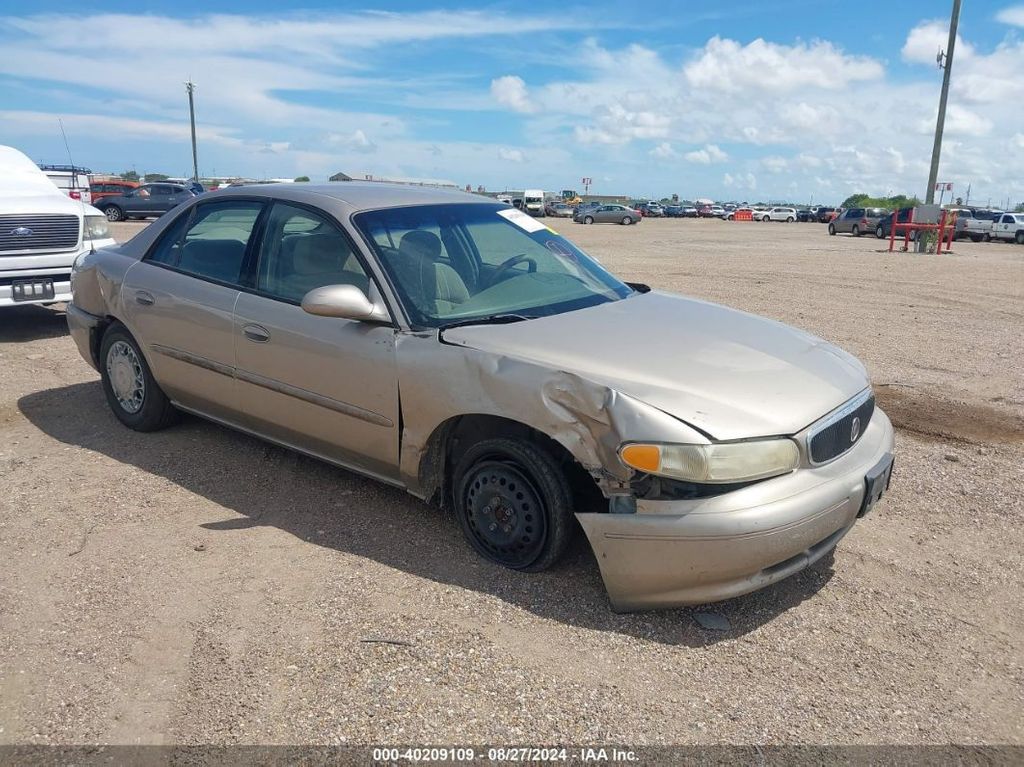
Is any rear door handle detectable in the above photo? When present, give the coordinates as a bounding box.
[135,290,154,306]
[243,324,270,343]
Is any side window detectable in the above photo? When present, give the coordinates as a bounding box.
[150,185,170,196]
[256,203,368,303]
[146,212,191,266]
[1002,215,1013,224]
[175,201,263,285]
[136,186,151,197]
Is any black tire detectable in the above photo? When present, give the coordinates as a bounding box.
[828,223,836,236]
[1016,231,1024,245]
[983,233,991,242]
[875,226,884,239]
[583,215,594,225]
[762,215,771,222]
[851,224,860,237]
[103,205,124,222]
[909,230,917,242]
[786,216,795,223]
[970,234,982,243]
[621,216,632,225]
[99,323,178,432]
[453,438,573,572]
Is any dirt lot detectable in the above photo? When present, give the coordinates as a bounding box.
[1,218,1021,747]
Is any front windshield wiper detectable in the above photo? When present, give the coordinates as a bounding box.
[437,313,536,334]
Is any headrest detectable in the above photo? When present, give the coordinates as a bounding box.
[399,229,442,261]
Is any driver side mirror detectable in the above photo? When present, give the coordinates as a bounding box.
[301,284,390,323]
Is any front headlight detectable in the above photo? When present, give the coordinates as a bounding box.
[84,215,110,240]
[619,439,800,484]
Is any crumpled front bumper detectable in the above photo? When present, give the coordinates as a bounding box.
[577,409,895,612]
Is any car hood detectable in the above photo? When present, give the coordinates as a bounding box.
[441,291,870,440]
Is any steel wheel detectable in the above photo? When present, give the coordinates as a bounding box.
[459,459,548,569]
[106,340,145,414]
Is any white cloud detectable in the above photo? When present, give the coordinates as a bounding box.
[684,37,884,94]
[761,156,789,173]
[498,147,524,163]
[723,172,757,190]
[997,5,1024,26]
[490,75,537,114]
[684,144,728,164]
[649,142,677,159]
[326,129,376,153]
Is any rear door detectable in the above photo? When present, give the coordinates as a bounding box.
[120,199,265,423]
[232,201,400,480]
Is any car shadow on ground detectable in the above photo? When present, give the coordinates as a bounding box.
[0,305,69,343]
[19,382,837,647]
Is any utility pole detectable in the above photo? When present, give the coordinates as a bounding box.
[925,0,961,206]
[185,80,199,182]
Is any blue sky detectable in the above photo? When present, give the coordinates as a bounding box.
[1,2,1021,204]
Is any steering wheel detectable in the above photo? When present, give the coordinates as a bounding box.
[486,254,537,288]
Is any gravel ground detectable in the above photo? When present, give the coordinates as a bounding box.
[0,217,1021,746]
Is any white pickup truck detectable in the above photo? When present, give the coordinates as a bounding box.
[990,212,1024,244]
[953,209,1000,242]
[1,145,116,308]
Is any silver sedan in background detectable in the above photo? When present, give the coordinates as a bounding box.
[573,203,641,225]
[67,183,893,611]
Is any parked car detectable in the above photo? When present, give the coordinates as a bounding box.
[709,205,727,219]
[575,204,641,225]
[761,207,797,223]
[954,210,1000,242]
[875,208,917,240]
[990,212,1024,244]
[0,145,115,308]
[39,164,92,205]
[66,183,893,611]
[680,206,699,218]
[828,207,887,236]
[663,204,684,217]
[90,179,139,206]
[796,208,815,222]
[638,202,664,218]
[726,207,754,220]
[96,183,198,221]
[816,206,838,223]
[545,202,574,218]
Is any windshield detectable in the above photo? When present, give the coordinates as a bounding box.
[354,203,632,328]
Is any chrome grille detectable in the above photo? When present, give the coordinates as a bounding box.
[0,214,80,254]
[807,391,875,465]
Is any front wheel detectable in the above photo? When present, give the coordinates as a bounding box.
[103,205,124,222]
[762,215,770,222]
[583,216,594,225]
[454,438,573,572]
[100,323,178,432]
[828,223,836,236]
[852,225,860,237]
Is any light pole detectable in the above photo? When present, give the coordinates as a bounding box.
[186,80,199,182]
[925,0,961,206]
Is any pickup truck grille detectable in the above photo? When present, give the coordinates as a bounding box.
[0,214,80,255]
[808,392,875,465]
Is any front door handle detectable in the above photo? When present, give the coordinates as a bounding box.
[134,290,154,306]
[243,324,270,343]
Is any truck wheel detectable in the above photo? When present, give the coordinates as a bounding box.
[453,438,573,572]
[99,323,179,432]
[970,234,982,243]
[1016,231,1024,245]
[983,233,991,242]
[828,223,836,236]
[103,205,124,222]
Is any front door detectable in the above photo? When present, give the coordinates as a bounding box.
[120,199,265,423]
[232,201,400,481]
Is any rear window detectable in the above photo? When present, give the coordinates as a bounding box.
[866,208,886,217]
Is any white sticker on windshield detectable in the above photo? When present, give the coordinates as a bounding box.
[497,208,548,233]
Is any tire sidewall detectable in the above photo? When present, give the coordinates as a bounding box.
[584,216,594,225]
[104,205,123,222]
[99,324,170,430]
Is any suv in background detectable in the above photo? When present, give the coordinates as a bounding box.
[89,179,139,206]
[639,202,665,217]
[39,164,92,205]
[875,208,917,240]
[0,145,115,308]
[829,207,887,236]
[761,207,797,222]
[816,206,838,223]
[95,182,198,221]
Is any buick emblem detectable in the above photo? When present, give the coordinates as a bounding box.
[11,226,33,236]
[850,417,861,443]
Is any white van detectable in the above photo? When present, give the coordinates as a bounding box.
[1,146,116,308]
[39,164,93,205]
[522,189,545,217]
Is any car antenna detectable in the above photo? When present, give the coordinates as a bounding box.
[59,117,94,254]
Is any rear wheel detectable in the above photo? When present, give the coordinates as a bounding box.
[454,438,573,572]
[786,216,795,223]
[103,205,124,222]
[621,216,632,225]
[828,223,836,236]
[99,323,178,432]
[1016,231,1024,245]
[583,215,594,225]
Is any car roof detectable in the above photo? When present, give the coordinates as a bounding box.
[201,181,488,212]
